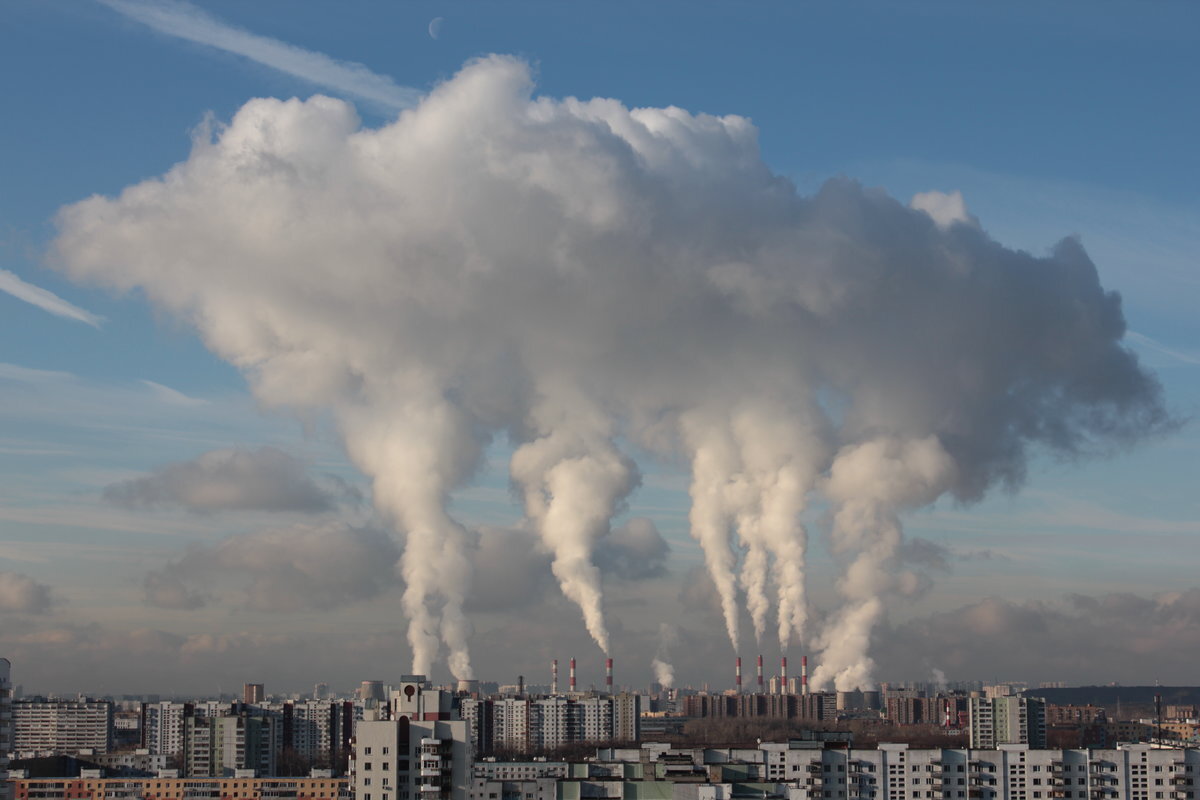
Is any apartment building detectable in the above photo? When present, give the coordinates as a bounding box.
[11,698,113,755]
[1,658,12,800]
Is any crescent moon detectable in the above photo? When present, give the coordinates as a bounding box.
[428,17,444,40]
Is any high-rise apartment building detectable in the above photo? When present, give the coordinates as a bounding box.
[244,684,265,705]
[1,658,12,800]
[352,676,471,800]
[11,697,113,755]
[141,701,192,757]
[969,695,1046,748]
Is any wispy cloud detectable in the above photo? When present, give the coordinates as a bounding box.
[99,0,421,112]
[140,379,209,407]
[0,270,103,328]
[1127,330,1200,367]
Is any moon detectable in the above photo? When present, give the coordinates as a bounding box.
[428,17,444,40]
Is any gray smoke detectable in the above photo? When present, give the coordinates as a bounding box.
[52,56,1168,682]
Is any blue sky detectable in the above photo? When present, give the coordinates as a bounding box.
[1,0,1198,695]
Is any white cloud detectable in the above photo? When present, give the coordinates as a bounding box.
[99,0,420,112]
[0,571,54,614]
[143,521,400,612]
[103,446,353,514]
[0,269,103,327]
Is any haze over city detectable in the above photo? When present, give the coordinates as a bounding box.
[1,1,1198,697]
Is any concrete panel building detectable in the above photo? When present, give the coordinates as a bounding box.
[11,698,113,756]
[1,658,12,800]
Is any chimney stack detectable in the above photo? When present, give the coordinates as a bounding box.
[781,657,788,695]
[606,657,613,693]
[735,656,742,693]
[569,657,577,692]
[801,655,808,695]
[552,659,559,695]
[756,654,764,692]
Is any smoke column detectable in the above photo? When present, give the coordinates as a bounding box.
[52,55,1169,683]
[510,389,636,654]
[651,622,678,688]
[809,437,956,691]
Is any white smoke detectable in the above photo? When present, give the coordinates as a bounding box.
[810,437,956,691]
[52,56,1169,682]
[651,622,679,688]
[651,658,675,689]
[510,385,638,654]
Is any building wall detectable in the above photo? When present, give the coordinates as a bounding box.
[352,677,472,800]
[11,699,113,755]
[9,775,345,800]
[1,658,12,800]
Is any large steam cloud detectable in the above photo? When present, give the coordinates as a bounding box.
[52,56,1168,684]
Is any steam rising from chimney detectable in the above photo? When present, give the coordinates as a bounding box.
[52,55,1170,682]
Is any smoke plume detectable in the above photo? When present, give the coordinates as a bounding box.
[651,622,678,688]
[52,56,1168,681]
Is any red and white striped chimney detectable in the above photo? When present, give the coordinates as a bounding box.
[735,656,742,693]
[801,655,808,695]
[606,657,613,693]
[781,657,788,695]
[552,659,559,695]
[569,657,577,692]
[756,654,764,692]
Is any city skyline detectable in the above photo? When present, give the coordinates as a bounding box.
[1,1,1199,695]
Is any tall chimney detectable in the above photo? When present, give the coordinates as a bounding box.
[518,675,524,696]
[552,659,559,695]
[569,657,577,692]
[606,657,613,693]
[756,654,764,692]
[801,655,808,695]
[735,656,742,693]
[781,657,788,695]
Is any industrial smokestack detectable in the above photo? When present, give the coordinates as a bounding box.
[606,657,613,693]
[569,657,576,692]
[552,659,558,695]
[756,655,764,692]
[735,656,742,693]
[801,655,808,695]
[781,657,788,695]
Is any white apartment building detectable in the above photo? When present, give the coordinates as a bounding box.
[1,658,12,800]
[492,699,530,752]
[474,741,1200,800]
[970,697,1047,749]
[141,701,189,757]
[11,698,113,755]
[351,676,472,800]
